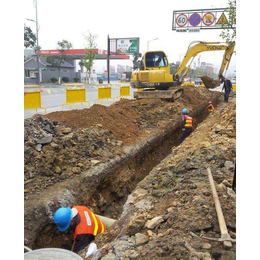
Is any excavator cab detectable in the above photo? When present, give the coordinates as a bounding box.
[131,51,173,90]
[144,52,168,68]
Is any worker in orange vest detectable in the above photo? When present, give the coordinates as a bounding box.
[54,206,106,253]
[180,108,194,143]
[207,101,215,113]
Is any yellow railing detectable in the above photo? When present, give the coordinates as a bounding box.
[62,84,90,109]
[24,85,46,113]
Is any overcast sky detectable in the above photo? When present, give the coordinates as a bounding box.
[23,0,236,74]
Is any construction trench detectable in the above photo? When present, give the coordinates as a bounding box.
[24,87,236,259]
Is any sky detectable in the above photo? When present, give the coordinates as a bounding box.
[23,0,237,75]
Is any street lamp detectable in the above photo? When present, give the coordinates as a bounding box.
[147,38,158,50]
[26,0,40,84]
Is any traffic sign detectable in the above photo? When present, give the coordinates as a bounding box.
[176,13,188,27]
[189,13,201,27]
[172,8,230,31]
[216,13,228,25]
[202,12,215,26]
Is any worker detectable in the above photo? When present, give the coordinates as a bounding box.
[220,75,232,102]
[207,101,215,113]
[180,108,194,143]
[54,206,106,254]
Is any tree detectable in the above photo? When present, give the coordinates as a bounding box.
[47,40,73,84]
[79,31,97,84]
[220,0,236,43]
[132,53,142,70]
[24,25,36,49]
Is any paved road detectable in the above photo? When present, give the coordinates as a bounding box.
[24,83,134,119]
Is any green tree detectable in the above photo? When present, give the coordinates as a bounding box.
[24,25,36,49]
[47,39,73,84]
[132,53,142,70]
[79,31,97,84]
[220,0,236,43]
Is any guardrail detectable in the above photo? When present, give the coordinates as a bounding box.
[95,84,115,103]
[24,85,47,113]
[62,84,90,109]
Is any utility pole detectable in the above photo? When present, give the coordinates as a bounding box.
[35,0,40,85]
[107,35,110,84]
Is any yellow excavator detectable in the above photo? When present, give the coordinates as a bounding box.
[131,41,235,100]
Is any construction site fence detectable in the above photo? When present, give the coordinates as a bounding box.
[62,84,90,109]
[24,85,46,113]
[94,83,132,103]
[24,83,132,111]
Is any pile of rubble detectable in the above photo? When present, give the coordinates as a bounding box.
[24,117,123,194]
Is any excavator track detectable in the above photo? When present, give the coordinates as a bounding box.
[134,87,184,101]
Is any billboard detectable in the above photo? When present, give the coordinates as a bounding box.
[115,38,139,54]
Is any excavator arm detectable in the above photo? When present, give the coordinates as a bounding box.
[174,41,235,83]
[218,41,235,78]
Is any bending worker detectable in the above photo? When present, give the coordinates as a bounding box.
[54,206,107,253]
[180,108,194,143]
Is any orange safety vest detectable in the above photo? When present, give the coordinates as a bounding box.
[184,115,193,128]
[207,104,215,113]
[73,206,106,239]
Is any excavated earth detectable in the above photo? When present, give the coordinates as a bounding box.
[24,86,236,260]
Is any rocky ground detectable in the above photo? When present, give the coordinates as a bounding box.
[93,98,236,260]
[24,86,236,259]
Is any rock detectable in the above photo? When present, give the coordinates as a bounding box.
[224,161,234,170]
[145,216,164,229]
[35,144,42,152]
[100,252,117,260]
[91,160,100,165]
[37,135,53,144]
[62,127,72,134]
[135,233,149,246]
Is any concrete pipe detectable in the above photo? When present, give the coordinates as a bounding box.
[96,214,117,228]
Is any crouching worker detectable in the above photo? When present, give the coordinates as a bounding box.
[207,101,215,113]
[180,108,194,143]
[54,206,106,254]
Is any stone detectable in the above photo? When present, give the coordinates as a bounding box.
[35,144,42,152]
[145,216,164,229]
[135,233,149,246]
[62,127,72,134]
[37,135,53,144]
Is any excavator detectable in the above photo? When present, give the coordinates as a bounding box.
[131,41,235,100]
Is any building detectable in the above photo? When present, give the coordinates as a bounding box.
[24,55,76,84]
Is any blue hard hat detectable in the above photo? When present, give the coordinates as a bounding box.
[54,207,73,232]
[182,108,189,114]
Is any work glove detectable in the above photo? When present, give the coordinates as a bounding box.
[182,128,186,131]
[85,242,97,257]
